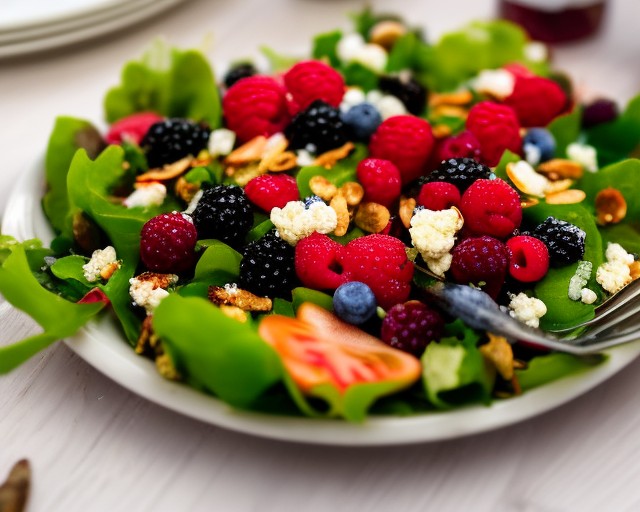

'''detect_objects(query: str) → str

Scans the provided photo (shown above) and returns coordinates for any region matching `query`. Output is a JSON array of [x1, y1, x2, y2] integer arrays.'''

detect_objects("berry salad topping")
[[2, 8, 640, 423]]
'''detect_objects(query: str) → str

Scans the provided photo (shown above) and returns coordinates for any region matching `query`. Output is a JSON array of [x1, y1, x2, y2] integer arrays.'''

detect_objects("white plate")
[[3, 156, 640, 446]]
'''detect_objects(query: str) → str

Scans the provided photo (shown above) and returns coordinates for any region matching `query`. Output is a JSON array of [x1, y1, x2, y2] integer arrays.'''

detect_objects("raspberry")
[[369, 115, 435, 184], [380, 300, 445, 356], [283, 60, 345, 115], [530, 216, 586, 267], [450, 235, 509, 299], [416, 182, 461, 210], [378, 74, 428, 116], [341, 102, 382, 142], [423, 157, 492, 193], [223, 62, 257, 88], [333, 281, 378, 325], [582, 98, 619, 128], [141, 118, 210, 168], [338, 234, 414, 310], [239, 231, 297, 298], [191, 185, 253, 246], [436, 130, 482, 162], [503, 74, 567, 127], [506, 235, 550, 282], [356, 158, 402, 208], [105, 112, 163, 145], [466, 101, 522, 167], [460, 178, 522, 239], [244, 174, 300, 212], [140, 212, 198, 273], [295, 233, 347, 291], [222, 76, 290, 143], [285, 100, 349, 154]]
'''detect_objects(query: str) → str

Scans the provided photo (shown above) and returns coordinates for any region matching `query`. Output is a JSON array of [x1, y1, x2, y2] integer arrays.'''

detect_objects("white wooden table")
[[1, 0, 640, 510]]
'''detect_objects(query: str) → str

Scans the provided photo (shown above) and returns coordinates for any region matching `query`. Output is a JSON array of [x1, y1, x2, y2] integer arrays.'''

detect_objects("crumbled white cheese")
[[524, 143, 542, 167], [524, 41, 548, 63], [129, 274, 178, 314], [567, 142, 598, 173], [409, 208, 464, 277], [296, 149, 315, 167], [208, 128, 236, 157], [473, 69, 515, 100], [606, 242, 635, 265], [336, 33, 366, 63], [596, 242, 634, 294], [83, 246, 119, 283], [373, 94, 407, 119], [508, 292, 547, 329], [353, 43, 388, 73], [123, 182, 167, 209], [508, 160, 549, 197], [340, 87, 367, 112], [270, 200, 338, 246], [581, 288, 598, 304], [568, 260, 593, 301]]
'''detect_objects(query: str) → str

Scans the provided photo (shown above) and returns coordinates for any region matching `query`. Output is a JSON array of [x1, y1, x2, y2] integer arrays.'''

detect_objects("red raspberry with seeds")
[[417, 181, 461, 211], [506, 235, 550, 282], [503, 74, 568, 128], [105, 112, 163, 145], [436, 130, 482, 162], [140, 212, 198, 273], [356, 158, 402, 208], [450, 235, 509, 299], [460, 178, 522, 239], [466, 101, 522, 167], [244, 174, 300, 212], [283, 60, 345, 115], [295, 233, 348, 291], [338, 234, 414, 310], [222, 76, 290, 143], [380, 300, 445, 356], [369, 115, 435, 184]]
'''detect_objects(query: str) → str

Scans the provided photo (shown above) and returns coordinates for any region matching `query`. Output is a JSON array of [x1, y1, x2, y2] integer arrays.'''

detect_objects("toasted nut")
[[136, 272, 179, 290], [537, 158, 584, 180], [155, 353, 181, 380], [543, 178, 574, 194], [258, 135, 293, 173], [225, 136, 268, 165], [260, 151, 298, 173], [309, 175, 338, 201], [228, 162, 264, 186], [0, 459, 30, 512], [399, 196, 416, 228], [480, 333, 515, 381], [432, 124, 453, 139], [431, 105, 468, 120], [136, 156, 192, 182], [208, 285, 272, 312], [338, 181, 365, 207], [354, 202, 391, 233], [521, 197, 540, 208], [595, 187, 627, 225], [219, 304, 249, 322], [545, 189, 586, 205], [506, 161, 549, 197], [429, 90, 474, 107], [629, 261, 640, 280], [99, 261, 120, 281], [191, 150, 213, 167], [313, 142, 355, 169], [369, 20, 407, 49], [330, 194, 350, 236], [135, 316, 157, 355], [175, 176, 201, 203]]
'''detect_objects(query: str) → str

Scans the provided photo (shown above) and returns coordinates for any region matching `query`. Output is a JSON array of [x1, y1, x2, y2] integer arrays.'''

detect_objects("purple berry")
[[380, 301, 445, 356], [140, 212, 198, 273], [582, 98, 619, 128]]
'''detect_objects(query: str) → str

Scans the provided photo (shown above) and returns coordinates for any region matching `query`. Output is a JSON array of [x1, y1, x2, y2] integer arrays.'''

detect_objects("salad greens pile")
[[1, 8, 639, 423]]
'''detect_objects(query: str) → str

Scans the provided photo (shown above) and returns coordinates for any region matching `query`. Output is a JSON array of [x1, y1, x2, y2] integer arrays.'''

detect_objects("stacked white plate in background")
[[0, 0, 187, 59]]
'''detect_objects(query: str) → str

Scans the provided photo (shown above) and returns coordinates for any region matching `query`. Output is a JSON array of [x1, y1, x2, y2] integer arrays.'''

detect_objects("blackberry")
[[285, 100, 349, 154], [423, 157, 492, 193], [141, 118, 210, 168], [223, 62, 257, 88], [191, 185, 253, 246], [378, 73, 427, 116], [582, 98, 619, 129], [531, 216, 586, 267], [239, 231, 296, 298]]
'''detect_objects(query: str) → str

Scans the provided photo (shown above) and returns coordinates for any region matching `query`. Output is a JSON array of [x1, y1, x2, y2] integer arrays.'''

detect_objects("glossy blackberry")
[[378, 73, 427, 116], [223, 62, 257, 88], [285, 100, 349, 154], [141, 118, 210, 168], [531, 216, 586, 267], [191, 185, 253, 246], [422, 157, 492, 193], [239, 231, 297, 298]]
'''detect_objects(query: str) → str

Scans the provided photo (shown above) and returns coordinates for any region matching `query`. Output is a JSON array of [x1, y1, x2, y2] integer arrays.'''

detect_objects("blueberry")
[[341, 102, 382, 142], [523, 128, 556, 165], [332, 281, 377, 325]]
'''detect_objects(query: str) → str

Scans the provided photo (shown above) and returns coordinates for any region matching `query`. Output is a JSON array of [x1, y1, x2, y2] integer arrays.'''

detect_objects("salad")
[[1, 8, 640, 423]]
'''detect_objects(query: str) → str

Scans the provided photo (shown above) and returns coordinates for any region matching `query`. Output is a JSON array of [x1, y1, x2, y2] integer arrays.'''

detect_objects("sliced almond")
[[506, 161, 549, 197], [545, 189, 586, 204], [136, 156, 192, 182], [313, 142, 355, 169], [399, 196, 416, 229], [224, 136, 268, 165], [330, 194, 350, 236], [429, 90, 474, 107], [537, 158, 584, 180]]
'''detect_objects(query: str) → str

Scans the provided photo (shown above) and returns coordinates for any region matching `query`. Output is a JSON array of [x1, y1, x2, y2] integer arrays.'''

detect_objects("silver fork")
[[423, 280, 640, 356]]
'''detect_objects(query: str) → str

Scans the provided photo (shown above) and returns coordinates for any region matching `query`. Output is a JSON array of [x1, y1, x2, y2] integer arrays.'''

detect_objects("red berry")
[[437, 130, 482, 162], [295, 233, 348, 291], [140, 212, 198, 273], [380, 300, 445, 356], [223, 76, 290, 143], [105, 112, 163, 145], [283, 60, 345, 115], [369, 115, 435, 184], [506, 235, 550, 282], [460, 178, 522, 239], [450, 235, 509, 299], [244, 174, 300, 212], [338, 234, 414, 310], [417, 181, 461, 210], [466, 101, 522, 167], [356, 158, 402, 208], [503, 74, 567, 127]]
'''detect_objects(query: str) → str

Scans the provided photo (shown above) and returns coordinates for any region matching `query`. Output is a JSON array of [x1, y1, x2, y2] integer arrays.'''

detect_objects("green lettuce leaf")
[[516, 352, 606, 391]]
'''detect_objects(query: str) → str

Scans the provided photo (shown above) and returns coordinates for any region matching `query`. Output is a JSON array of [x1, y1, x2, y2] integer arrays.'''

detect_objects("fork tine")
[[563, 297, 640, 339]]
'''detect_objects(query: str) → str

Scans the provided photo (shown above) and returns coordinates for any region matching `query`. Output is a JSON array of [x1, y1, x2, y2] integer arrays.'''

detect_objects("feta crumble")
[[508, 292, 547, 329], [581, 288, 598, 304], [129, 274, 178, 314], [208, 128, 236, 157], [336, 33, 387, 72], [123, 182, 167, 209], [567, 142, 598, 173], [270, 200, 338, 246], [596, 242, 634, 294], [82, 246, 119, 283], [473, 69, 515, 100]]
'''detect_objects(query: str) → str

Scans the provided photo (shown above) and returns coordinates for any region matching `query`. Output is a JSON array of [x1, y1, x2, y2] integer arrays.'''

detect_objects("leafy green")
[[104, 39, 221, 127], [516, 352, 606, 391], [192, 240, 241, 285], [547, 108, 582, 157], [342, 62, 379, 91], [312, 30, 342, 68], [291, 287, 334, 312], [259, 46, 299, 73]]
